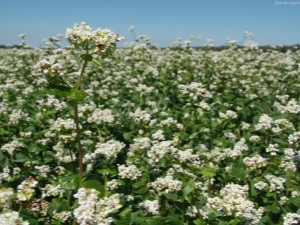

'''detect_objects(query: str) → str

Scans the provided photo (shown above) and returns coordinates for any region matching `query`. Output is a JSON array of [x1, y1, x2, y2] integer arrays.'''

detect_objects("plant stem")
[[18, 205, 23, 213], [104, 174, 108, 197], [72, 218, 77, 225], [97, 126, 102, 143], [286, 170, 293, 197], [74, 102, 83, 185], [73, 56, 89, 186], [75, 58, 88, 90]]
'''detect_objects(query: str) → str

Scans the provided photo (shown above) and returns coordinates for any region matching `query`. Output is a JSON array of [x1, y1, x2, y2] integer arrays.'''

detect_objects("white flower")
[[254, 181, 268, 190], [74, 188, 122, 225], [18, 33, 26, 39], [91, 140, 125, 161], [265, 175, 286, 192], [128, 25, 134, 32], [147, 175, 182, 193], [0, 211, 29, 225], [33, 59, 62, 75], [107, 179, 120, 190], [151, 130, 165, 140], [1, 139, 23, 156], [219, 110, 238, 119], [243, 155, 267, 170], [283, 213, 300, 225], [87, 108, 114, 124], [0, 188, 14, 212], [207, 183, 264, 224], [66, 22, 123, 55], [118, 164, 142, 180], [255, 114, 273, 130], [139, 200, 159, 215], [34, 165, 51, 178], [16, 177, 38, 202], [147, 141, 178, 165], [41, 184, 65, 198], [265, 144, 279, 156]]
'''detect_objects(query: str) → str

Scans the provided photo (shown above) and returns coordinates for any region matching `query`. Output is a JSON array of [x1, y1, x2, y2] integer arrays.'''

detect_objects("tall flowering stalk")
[[34, 21, 123, 188]]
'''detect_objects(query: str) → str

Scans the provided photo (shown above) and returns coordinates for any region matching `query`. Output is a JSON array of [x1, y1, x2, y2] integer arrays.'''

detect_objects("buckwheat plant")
[[32, 22, 123, 224]]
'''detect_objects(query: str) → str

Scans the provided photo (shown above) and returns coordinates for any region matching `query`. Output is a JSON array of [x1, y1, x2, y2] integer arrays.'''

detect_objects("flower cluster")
[[139, 200, 160, 215], [178, 82, 212, 100], [26, 199, 50, 216], [147, 140, 178, 165], [0, 188, 14, 212], [66, 22, 123, 56], [265, 175, 286, 193], [207, 183, 264, 224], [73, 188, 122, 225], [0, 211, 29, 225], [147, 175, 182, 193], [85, 140, 125, 162], [1, 139, 23, 156], [243, 155, 267, 171], [16, 177, 38, 202], [117, 164, 142, 180], [53, 211, 72, 223], [87, 108, 114, 124], [41, 184, 65, 198], [33, 59, 62, 76]]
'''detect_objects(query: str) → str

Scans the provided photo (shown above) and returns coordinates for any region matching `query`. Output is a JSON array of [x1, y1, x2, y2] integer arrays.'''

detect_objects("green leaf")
[[193, 219, 206, 225], [198, 167, 216, 178], [42, 88, 88, 101], [273, 138, 287, 145], [114, 207, 132, 225], [229, 217, 242, 225], [14, 153, 30, 162], [183, 179, 195, 197], [28, 144, 43, 154], [81, 54, 93, 61], [287, 196, 300, 207], [249, 179, 258, 197], [231, 166, 248, 180], [82, 180, 104, 195], [61, 175, 79, 190], [68, 89, 89, 101], [266, 204, 280, 213], [132, 216, 184, 225], [48, 198, 69, 215], [19, 209, 39, 225], [163, 193, 178, 201], [123, 132, 133, 141], [99, 168, 118, 176], [92, 58, 103, 67], [0, 150, 11, 169]]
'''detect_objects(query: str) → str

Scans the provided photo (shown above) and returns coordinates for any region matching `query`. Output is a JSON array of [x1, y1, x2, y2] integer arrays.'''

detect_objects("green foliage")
[[0, 35, 300, 225], [132, 216, 184, 225], [82, 179, 104, 196], [43, 87, 88, 101], [113, 208, 132, 225], [48, 198, 69, 215]]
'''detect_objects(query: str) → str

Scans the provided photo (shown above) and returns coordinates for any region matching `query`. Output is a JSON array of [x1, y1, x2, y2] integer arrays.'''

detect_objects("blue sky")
[[1, 0, 299, 47]]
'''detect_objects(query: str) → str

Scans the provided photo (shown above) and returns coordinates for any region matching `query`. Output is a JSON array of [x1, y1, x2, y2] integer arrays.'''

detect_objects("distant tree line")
[[0, 44, 25, 49], [164, 44, 300, 53], [0, 44, 299, 53], [195, 44, 300, 53]]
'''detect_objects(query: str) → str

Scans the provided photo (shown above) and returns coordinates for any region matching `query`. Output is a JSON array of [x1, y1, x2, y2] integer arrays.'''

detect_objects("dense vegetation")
[[0, 24, 299, 224]]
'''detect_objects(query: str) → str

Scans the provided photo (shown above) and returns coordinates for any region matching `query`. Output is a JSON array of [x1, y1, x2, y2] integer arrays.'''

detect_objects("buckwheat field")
[[0, 22, 299, 225]]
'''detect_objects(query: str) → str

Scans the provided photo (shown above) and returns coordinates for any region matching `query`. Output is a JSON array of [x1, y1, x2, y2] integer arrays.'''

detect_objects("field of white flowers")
[[0, 22, 300, 225]]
